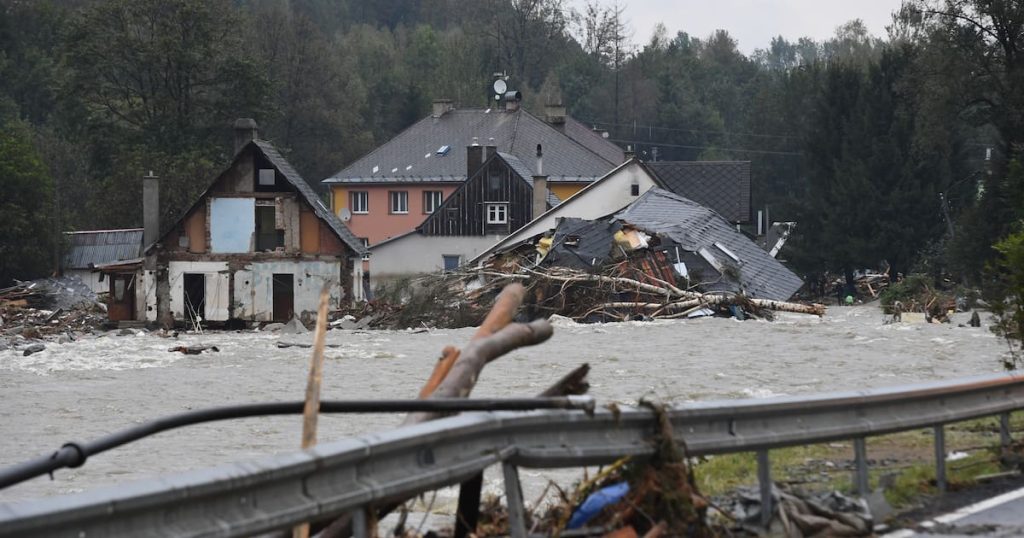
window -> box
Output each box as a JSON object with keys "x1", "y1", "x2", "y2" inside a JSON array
[
  {"x1": 360, "y1": 237, "x2": 370, "y2": 261},
  {"x1": 255, "y1": 204, "x2": 282, "y2": 251},
  {"x1": 389, "y1": 191, "x2": 408, "y2": 214},
  {"x1": 630, "y1": 183, "x2": 640, "y2": 196},
  {"x1": 258, "y1": 169, "x2": 276, "y2": 186},
  {"x1": 486, "y1": 203, "x2": 508, "y2": 224},
  {"x1": 423, "y1": 191, "x2": 443, "y2": 213},
  {"x1": 443, "y1": 255, "x2": 461, "y2": 271},
  {"x1": 350, "y1": 191, "x2": 369, "y2": 214}
]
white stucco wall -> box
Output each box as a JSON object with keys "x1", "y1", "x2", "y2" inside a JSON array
[
  {"x1": 168, "y1": 261, "x2": 231, "y2": 321},
  {"x1": 471, "y1": 161, "x2": 659, "y2": 263},
  {"x1": 370, "y1": 234, "x2": 504, "y2": 287},
  {"x1": 233, "y1": 260, "x2": 343, "y2": 322},
  {"x1": 67, "y1": 270, "x2": 105, "y2": 295}
]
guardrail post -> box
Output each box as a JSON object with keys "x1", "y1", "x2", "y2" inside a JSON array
[
  {"x1": 352, "y1": 506, "x2": 368, "y2": 538},
  {"x1": 933, "y1": 425, "x2": 946, "y2": 492},
  {"x1": 1000, "y1": 412, "x2": 1012, "y2": 448},
  {"x1": 853, "y1": 437, "x2": 869, "y2": 496},
  {"x1": 756, "y1": 449, "x2": 773, "y2": 528},
  {"x1": 503, "y1": 462, "x2": 528, "y2": 538},
  {"x1": 454, "y1": 473, "x2": 484, "y2": 538}
]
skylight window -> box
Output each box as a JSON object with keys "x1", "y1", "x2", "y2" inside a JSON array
[
  {"x1": 436, "y1": 145, "x2": 451, "y2": 156},
  {"x1": 714, "y1": 242, "x2": 741, "y2": 263}
]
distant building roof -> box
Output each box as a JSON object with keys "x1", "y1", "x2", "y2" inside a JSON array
[
  {"x1": 323, "y1": 108, "x2": 624, "y2": 185},
  {"x1": 614, "y1": 188, "x2": 802, "y2": 301},
  {"x1": 253, "y1": 140, "x2": 365, "y2": 255},
  {"x1": 645, "y1": 161, "x2": 751, "y2": 223},
  {"x1": 63, "y1": 229, "x2": 143, "y2": 270}
]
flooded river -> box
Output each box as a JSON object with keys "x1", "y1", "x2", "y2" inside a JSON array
[{"x1": 0, "y1": 305, "x2": 1008, "y2": 510}]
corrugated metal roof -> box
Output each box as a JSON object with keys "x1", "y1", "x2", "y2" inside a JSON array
[
  {"x1": 645, "y1": 161, "x2": 751, "y2": 224},
  {"x1": 613, "y1": 189, "x2": 802, "y2": 301},
  {"x1": 324, "y1": 108, "x2": 624, "y2": 185},
  {"x1": 63, "y1": 229, "x2": 143, "y2": 269},
  {"x1": 253, "y1": 140, "x2": 366, "y2": 255}
]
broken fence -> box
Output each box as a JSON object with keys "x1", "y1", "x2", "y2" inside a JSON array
[{"x1": 0, "y1": 372, "x2": 1022, "y2": 537}]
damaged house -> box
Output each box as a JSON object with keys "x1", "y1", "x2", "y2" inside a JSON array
[{"x1": 113, "y1": 120, "x2": 366, "y2": 326}]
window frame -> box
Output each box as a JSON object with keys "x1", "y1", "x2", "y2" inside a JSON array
[
  {"x1": 423, "y1": 190, "x2": 443, "y2": 214},
  {"x1": 389, "y1": 191, "x2": 409, "y2": 214},
  {"x1": 350, "y1": 191, "x2": 369, "y2": 214},
  {"x1": 486, "y1": 203, "x2": 508, "y2": 224},
  {"x1": 359, "y1": 237, "x2": 370, "y2": 261}
]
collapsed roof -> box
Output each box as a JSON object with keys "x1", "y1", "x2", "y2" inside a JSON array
[{"x1": 509, "y1": 188, "x2": 803, "y2": 302}]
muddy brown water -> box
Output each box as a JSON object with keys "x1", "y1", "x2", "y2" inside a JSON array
[{"x1": 0, "y1": 305, "x2": 1009, "y2": 515}]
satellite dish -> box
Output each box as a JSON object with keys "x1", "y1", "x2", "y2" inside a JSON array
[
  {"x1": 339, "y1": 208, "x2": 352, "y2": 222},
  {"x1": 493, "y1": 78, "x2": 507, "y2": 95}
]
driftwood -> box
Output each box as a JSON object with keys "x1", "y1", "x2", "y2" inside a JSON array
[
  {"x1": 167, "y1": 345, "x2": 219, "y2": 354},
  {"x1": 294, "y1": 288, "x2": 331, "y2": 538}
]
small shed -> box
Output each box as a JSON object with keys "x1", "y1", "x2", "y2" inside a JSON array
[{"x1": 62, "y1": 229, "x2": 144, "y2": 294}]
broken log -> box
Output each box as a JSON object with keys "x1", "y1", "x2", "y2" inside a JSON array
[
  {"x1": 294, "y1": 287, "x2": 331, "y2": 538},
  {"x1": 167, "y1": 345, "x2": 219, "y2": 355}
]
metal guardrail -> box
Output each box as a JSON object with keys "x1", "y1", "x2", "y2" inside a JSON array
[{"x1": 0, "y1": 372, "x2": 1021, "y2": 537}]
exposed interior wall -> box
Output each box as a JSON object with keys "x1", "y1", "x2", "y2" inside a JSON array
[
  {"x1": 168, "y1": 261, "x2": 230, "y2": 321},
  {"x1": 370, "y1": 234, "x2": 503, "y2": 289},
  {"x1": 185, "y1": 208, "x2": 207, "y2": 253},
  {"x1": 299, "y1": 209, "x2": 320, "y2": 253},
  {"x1": 276, "y1": 196, "x2": 301, "y2": 253},
  {"x1": 232, "y1": 260, "x2": 343, "y2": 322},
  {"x1": 210, "y1": 198, "x2": 255, "y2": 253}
]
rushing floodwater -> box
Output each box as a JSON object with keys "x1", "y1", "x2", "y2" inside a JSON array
[{"x1": 0, "y1": 305, "x2": 1009, "y2": 511}]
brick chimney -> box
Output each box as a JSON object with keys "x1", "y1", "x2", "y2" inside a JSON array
[
  {"x1": 142, "y1": 171, "x2": 159, "y2": 249},
  {"x1": 532, "y1": 144, "x2": 547, "y2": 220},
  {"x1": 466, "y1": 140, "x2": 484, "y2": 178},
  {"x1": 432, "y1": 99, "x2": 453, "y2": 118},
  {"x1": 544, "y1": 103, "x2": 566, "y2": 131},
  {"x1": 233, "y1": 118, "x2": 258, "y2": 155}
]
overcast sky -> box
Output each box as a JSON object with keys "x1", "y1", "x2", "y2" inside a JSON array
[{"x1": 571, "y1": 0, "x2": 903, "y2": 54}]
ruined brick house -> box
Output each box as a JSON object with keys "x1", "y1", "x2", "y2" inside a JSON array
[{"x1": 122, "y1": 120, "x2": 366, "y2": 327}]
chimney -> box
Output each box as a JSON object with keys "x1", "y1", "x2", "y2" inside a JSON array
[
  {"x1": 484, "y1": 144, "x2": 497, "y2": 162},
  {"x1": 143, "y1": 171, "x2": 159, "y2": 249},
  {"x1": 544, "y1": 103, "x2": 566, "y2": 131},
  {"x1": 466, "y1": 140, "x2": 484, "y2": 178},
  {"x1": 233, "y1": 118, "x2": 258, "y2": 155},
  {"x1": 624, "y1": 144, "x2": 635, "y2": 162},
  {"x1": 503, "y1": 90, "x2": 522, "y2": 112},
  {"x1": 532, "y1": 144, "x2": 547, "y2": 220},
  {"x1": 432, "y1": 99, "x2": 453, "y2": 118}
]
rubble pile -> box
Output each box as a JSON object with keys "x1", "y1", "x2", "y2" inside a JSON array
[{"x1": 0, "y1": 277, "x2": 108, "y2": 350}]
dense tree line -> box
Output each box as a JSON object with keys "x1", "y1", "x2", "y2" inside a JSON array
[{"x1": 0, "y1": 0, "x2": 1020, "y2": 292}]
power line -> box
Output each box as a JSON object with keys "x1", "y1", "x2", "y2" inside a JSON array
[
  {"x1": 581, "y1": 118, "x2": 801, "y2": 141},
  {"x1": 610, "y1": 138, "x2": 804, "y2": 157}
]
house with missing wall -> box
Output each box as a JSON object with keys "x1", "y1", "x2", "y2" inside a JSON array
[
  {"x1": 470, "y1": 159, "x2": 753, "y2": 265},
  {"x1": 322, "y1": 95, "x2": 624, "y2": 248},
  {"x1": 106, "y1": 119, "x2": 366, "y2": 326}
]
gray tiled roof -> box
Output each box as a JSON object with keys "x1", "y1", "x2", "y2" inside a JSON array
[
  {"x1": 323, "y1": 108, "x2": 624, "y2": 185},
  {"x1": 613, "y1": 188, "x2": 802, "y2": 301},
  {"x1": 253, "y1": 140, "x2": 366, "y2": 255},
  {"x1": 63, "y1": 229, "x2": 143, "y2": 269},
  {"x1": 645, "y1": 161, "x2": 751, "y2": 223},
  {"x1": 498, "y1": 152, "x2": 561, "y2": 207}
]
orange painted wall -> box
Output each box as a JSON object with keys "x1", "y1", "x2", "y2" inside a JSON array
[
  {"x1": 549, "y1": 183, "x2": 588, "y2": 202},
  {"x1": 185, "y1": 206, "x2": 207, "y2": 253},
  {"x1": 331, "y1": 184, "x2": 459, "y2": 244},
  {"x1": 299, "y1": 209, "x2": 320, "y2": 254}
]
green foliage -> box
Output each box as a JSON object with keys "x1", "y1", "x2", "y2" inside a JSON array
[
  {"x1": 986, "y1": 225, "x2": 1024, "y2": 369},
  {"x1": 0, "y1": 122, "x2": 54, "y2": 286}
]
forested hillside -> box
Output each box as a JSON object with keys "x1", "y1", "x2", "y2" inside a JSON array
[{"x1": 1, "y1": 0, "x2": 1022, "y2": 293}]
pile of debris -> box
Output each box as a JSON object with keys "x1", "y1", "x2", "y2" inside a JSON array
[
  {"x1": 440, "y1": 190, "x2": 822, "y2": 325},
  {"x1": 1, "y1": 277, "x2": 108, "y2": 349}
]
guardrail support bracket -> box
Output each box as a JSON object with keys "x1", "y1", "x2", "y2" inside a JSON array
[
  {"x1": 933, "y1": 425, "x2": 946, "y2": 492},
  {"x1": 756, "y1": 449, "x2": 772, "y2": 528},
  {"x1": 503, "y1": 462, "x2": 528, "y2": 538},
  {"x1": 853, "y1": 437, "x2": 869, "y2": 496},
  {"x1": 1000, "y1": 412, "x2": 1012, "y2": 448},
  {"x1": 352, "y1": 506, "x2": 369, "y2": 538},
  {"x1": 454, "y1": 473, "x2": 484, "y2": 538}
]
